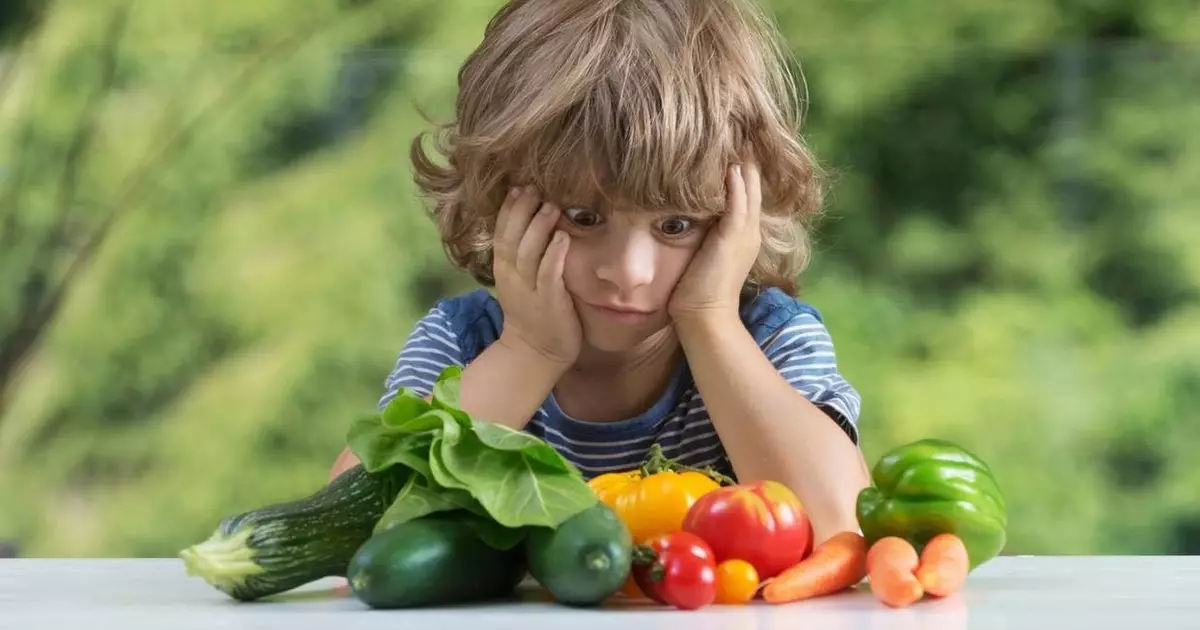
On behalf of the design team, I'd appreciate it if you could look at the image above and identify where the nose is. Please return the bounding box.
[594,231,656,291]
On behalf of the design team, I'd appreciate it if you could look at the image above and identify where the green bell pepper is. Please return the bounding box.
[856,438,1008,571]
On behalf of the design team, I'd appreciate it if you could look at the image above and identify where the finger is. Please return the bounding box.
[744,160,762,232]
[494,186,541,264]
[723,163,748,234]
[537,230,570,296]
[516,202,561,281]
[492,186,521,253]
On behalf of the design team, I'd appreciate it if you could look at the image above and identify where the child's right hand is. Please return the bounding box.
[491,185,582,366]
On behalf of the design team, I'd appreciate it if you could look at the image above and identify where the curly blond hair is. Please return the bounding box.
[411,0,826,295]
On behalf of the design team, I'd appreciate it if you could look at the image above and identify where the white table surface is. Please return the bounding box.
[0,556,1197,630]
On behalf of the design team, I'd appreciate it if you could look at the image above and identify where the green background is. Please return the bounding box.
[1,0,1197,558]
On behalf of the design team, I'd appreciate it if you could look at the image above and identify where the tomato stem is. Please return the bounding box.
[631,545,658,566]
[639,444,736,485]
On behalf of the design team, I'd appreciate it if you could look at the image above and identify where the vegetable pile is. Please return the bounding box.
[589,438,1009,610]
[180,366,631,608]
[179,366,1009,613]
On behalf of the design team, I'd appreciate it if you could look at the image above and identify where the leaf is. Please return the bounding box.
[381,389,433,428]
[463,516,528,551]
[473,421,575,475]
[345,413,435,476]
[377,433,436,478]
[345,369,594,530]
[429,436,470,490]
[430,409,466,445]
[374,475,483,533]
[431,365,464,409]
[440,431,597,528]
[472,421,543,450]
[392,410,451,435]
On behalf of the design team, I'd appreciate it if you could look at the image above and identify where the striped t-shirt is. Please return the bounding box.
[376,288,861,481]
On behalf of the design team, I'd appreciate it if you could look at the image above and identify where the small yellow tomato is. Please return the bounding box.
[714,559,760,605]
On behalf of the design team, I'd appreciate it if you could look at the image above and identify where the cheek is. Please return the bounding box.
[657,247,699,288]
[560,240,590,294]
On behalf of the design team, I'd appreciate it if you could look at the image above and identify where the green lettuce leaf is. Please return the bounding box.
[381,389,433,428]
[439,430,597,528]
[474,422,576,475]
[345,367,597,532]
[374,475,484,533]
[462,514,528,551]
[346,413,435,476]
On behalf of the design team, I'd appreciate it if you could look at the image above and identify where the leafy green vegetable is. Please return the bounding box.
[429,436,470,491]
[474,422,574,475]
[346,366,597,546]
[375,474,482,533]
[437,430,595,528]
[381,389,433,427]
[345,415,435,476]
[431,365,464,409]
[463,515,528,551]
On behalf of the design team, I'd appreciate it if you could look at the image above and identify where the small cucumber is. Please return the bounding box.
[347,513,525,608]
[525,502,632,606]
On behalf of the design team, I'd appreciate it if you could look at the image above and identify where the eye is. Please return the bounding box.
[563,207,602,228]
[658,216,695,237]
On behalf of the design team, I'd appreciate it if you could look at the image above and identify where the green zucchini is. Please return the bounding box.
[525,502,632,606]
[347,512,526,608]
[180,464,406,601]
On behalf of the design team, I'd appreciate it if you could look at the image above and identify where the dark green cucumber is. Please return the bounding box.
[525,502,632,606]
[347,513,526,608]
[180,464,407,601]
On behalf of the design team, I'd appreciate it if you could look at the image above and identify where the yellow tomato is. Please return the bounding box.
[588,468,721,544]
[714,559,760,605]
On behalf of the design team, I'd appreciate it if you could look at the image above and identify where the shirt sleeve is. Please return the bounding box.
[376,305,464,410]
[759,311,862,444]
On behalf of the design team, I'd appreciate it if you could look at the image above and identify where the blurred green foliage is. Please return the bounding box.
[0,0,1197,558]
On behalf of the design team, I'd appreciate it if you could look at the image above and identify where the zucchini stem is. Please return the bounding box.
[179,527,265,594]
[584,549,612,572]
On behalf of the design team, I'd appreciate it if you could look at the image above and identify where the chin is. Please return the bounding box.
[579,318,672,354]
[581,331,645,354]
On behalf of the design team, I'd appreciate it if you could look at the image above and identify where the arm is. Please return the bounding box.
[329,308,565,481]
[675,312,870,544]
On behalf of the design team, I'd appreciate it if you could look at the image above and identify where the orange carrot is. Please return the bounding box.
[761,531,868,604]
[915,533,969,597]
[866,536,924,608]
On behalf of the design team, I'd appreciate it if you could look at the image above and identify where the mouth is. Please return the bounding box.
[585,302,655,322]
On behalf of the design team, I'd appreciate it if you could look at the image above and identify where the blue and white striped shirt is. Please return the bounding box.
[377,288,861,480]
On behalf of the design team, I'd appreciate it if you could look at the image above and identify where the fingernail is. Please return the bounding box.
[509,187,519,199]
[733,164,742,176]
[539,203,554,215]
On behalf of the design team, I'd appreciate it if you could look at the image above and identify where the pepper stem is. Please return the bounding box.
[638,443,736,485]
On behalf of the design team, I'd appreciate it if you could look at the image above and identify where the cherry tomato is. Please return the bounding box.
[631,531,718,610]
[714,559,760,604]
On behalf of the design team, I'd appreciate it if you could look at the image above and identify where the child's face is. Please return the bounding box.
[558,205,712,352]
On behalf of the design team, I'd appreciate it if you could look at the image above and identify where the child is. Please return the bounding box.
[330,0,869,544]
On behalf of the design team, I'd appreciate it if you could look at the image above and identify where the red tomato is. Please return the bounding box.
[631,531,718,610]
[681,480,813,580]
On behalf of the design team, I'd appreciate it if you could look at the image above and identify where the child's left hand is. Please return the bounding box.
[668,161,762,325]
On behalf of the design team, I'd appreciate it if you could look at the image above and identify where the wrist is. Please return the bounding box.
[672,308,743,342]
[497,332,574,378]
